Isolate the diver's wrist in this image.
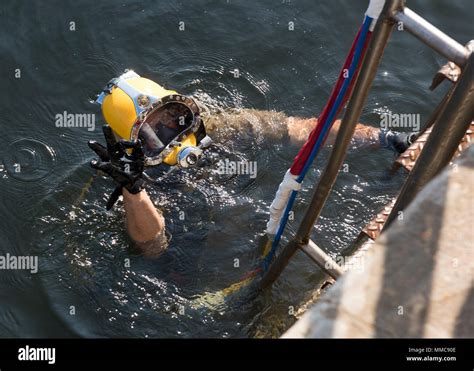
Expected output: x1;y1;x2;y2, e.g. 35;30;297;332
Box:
123;187;145;198
124;178;146;195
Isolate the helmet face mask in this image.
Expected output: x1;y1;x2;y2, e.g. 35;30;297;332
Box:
142;102;193;147
97;71;211;168
132;95;205;167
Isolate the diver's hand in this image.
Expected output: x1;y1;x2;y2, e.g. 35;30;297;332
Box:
379;129;418;153
88;125;146;210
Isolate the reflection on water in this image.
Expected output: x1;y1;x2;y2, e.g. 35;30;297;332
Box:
31;103;403;338
1;0;471;337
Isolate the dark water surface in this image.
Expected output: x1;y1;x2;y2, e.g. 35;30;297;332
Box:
0;0;472;337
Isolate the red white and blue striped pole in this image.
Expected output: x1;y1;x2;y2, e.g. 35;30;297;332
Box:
263;0;386;270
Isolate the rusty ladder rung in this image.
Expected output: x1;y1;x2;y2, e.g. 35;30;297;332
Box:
361;121;473;241
395;121;474;172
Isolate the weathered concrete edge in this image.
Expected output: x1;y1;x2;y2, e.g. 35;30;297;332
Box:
282;145;474;338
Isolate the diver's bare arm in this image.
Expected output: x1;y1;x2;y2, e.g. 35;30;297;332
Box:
122;188;165;243
287;117;379;147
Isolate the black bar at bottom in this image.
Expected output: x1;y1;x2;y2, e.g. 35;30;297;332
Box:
0;338;472;366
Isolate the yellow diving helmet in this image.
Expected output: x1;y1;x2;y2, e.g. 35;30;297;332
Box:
96;70;211;168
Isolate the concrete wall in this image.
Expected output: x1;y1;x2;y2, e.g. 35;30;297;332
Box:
283;146;474;338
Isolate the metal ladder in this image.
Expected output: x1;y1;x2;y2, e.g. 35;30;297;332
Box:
262;0;474;288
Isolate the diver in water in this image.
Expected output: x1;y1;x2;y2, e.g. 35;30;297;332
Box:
88;71;415;257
